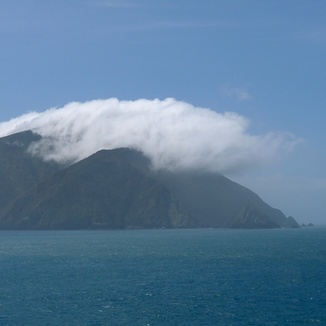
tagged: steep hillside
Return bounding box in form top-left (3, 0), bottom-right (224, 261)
top-left (0, 149), bottom-right (191, 229)
top-left (0, 131), bottom-right (61, 207)
top-left (0, 131), bottom-right (300, 229)
top-left (153, 171), bottom-right (298, 228)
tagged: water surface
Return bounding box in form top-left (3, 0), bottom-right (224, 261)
top-left (0, 228), bottom-right (325, 325)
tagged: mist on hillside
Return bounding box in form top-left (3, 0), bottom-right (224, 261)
top-left (0, 98), bottom-right (298, 173)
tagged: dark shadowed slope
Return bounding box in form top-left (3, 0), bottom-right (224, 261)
top-left (0, 149), bottom-right (191, 229)
top-left (0, 130), bottom-right (61, 208)
top-left (0, 131), bottom-right (299, 229)
top-left (153, 171), bottom-right (299, 228)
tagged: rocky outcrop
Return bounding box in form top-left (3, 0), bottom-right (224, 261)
top-left (228, 205), bottom-right (280, 229)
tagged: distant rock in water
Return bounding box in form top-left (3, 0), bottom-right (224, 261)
top-left (285, 216), bottom-right (301, 228)
top-left (302, 222), bottom-right (314, 227)
top-left (0, 130), bottom-right (300, 230)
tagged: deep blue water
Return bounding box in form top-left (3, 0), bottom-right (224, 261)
top-left (0, 228), bottom-right (325, 325)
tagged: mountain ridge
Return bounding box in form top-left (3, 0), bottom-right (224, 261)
top-left (0, 130), bottom-right (300, 229)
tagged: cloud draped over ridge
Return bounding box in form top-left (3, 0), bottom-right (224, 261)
top-left (0, 98), bottom-right (297, 173)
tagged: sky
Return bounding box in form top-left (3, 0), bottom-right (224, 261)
top-left (0, 0), bottom-right (325, 224)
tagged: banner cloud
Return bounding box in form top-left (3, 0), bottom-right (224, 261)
top-left (0, 98), bottom-right (298, 173)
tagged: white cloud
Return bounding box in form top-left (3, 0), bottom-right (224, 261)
top-left (300, 26), bottom-right (326, 45)
top-left (220, 84), bottom-right (252, 102)
top-left (152, 20), bottom-right (235, 30)
top-left (91, 0), bottom-right (139, 9)
top-left (0, 98), bottom-right (298, 173)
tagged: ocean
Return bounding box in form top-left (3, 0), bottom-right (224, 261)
top-left (0, 228), bottom-right (325, 325)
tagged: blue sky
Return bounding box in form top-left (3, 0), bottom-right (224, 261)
top-left (1, 0), bottom-right (326, 224)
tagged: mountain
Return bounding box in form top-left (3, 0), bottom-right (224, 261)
top-left (152, 170), bottom-right (297, 228)
top-left (0, 148), bottom-right (191, 229)
top-left (0, 130), bottom-right (300, 229)
top-left (0, 131), bottom-right (61, 208)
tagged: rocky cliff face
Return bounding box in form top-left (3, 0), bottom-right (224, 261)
top-left (0, 131), bottom-right (300, 229)
top-left (228, 205), bottom-right (280, 229)
top-left (152, 171), bottom-right (300, 229)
